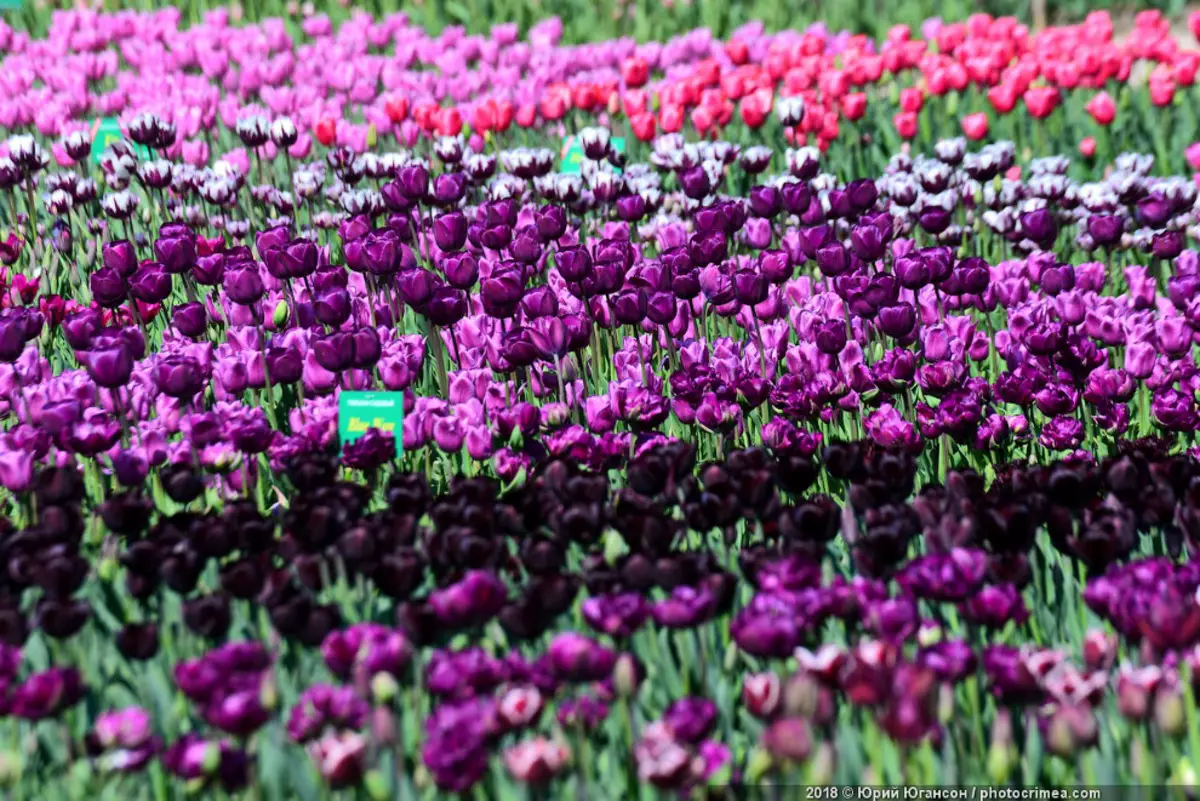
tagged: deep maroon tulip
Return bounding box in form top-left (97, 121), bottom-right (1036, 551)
top-left (426, 286), bottom-right (468, 326)
top-left (90, 267), bottom-right (127, 309)
top-left (814, 319), bottom-right (847, 355)
top-left (918, 208), bottom-right (951, 235)
top-left (313, 287), bottom-right (351, 327)
top-left (434, 212), bottom-right (468, 252)
top-left (428, 570), bottom-right (508, 630)
top-left (546, 633), bottom-right (616, 682)
top-left (84, 345), bottom-right (134, 388)
top-left (128, 263), bottom-right (172, 304)
top-left (556, 246), bottom-right (592, 282)
top-left (1087, 215), bottom-right (1123, 247)
top-left (611, 288), bottom-right (647, 325)
top-left (480, 268), bottom-right (524, 318)
top-left (663, 697), bottom-right (718, 744)
top-left (733, 267), bottom-right (768, 305)
top-left (172, 303), bottom-right (207, 337)
top-left (350, 328), bottom-right (381, 368)
top-left (397, 268), bottom-right (436, 311)
top-left (431, 172), bottom-right (467, 206)
top-left (877, 303), bottom-right (917, 338)
top-left (313, 332), bottom-right (354, 372)
top-left (155, 233), bottom-right (197, 275)
top-left (679, 166), bottom-right (711, 199)
top-left (223, 265), bottom-right (265, 306)
top-left (521, 286), bottom-right (558, 319)
top-left (102, 239), bottom-right (138, 277)
top-left (443, 252), bottom-right (479, 289)
top-left (10, 667), bottom-right (84, 720)
top-left (535, 205), bottom-right (567, 242)
top-left (1152, 231), bottom-right (1185, 260)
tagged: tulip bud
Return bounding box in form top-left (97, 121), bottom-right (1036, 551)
top-left (365, 769), bottom-right (390, 801)
top-left (0, 750), bottom-right (22, 786)
top-left (1155, 683), bottom-right (1186, 737)
top-left (259, 672), bottom-right (279, 712)
top-left (371, 672), bottom-right (399, 704)
top-left (808, 740), bottom-right (836, 785)
top-left (743, 747), bottom-right (773, 784)
top-left (613, 653), bottom-right (641, 699)
top-left (917, 620), bottom-right (943, 647)
top-left (272, 300), bottom-right (289, 328)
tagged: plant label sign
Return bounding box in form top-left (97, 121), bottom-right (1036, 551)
top-left (90, 119), bottom-right (151, 164)
top-left (338, 391), bottom-right (405, 451)
top-left (559, 136), bottom-right (626, 174)
top-left (0, 0), bottom-right (20, 10)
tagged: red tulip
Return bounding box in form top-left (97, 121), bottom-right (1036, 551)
top-left (621, 57), bottom-right (649, 89)
top-left (1078, 137), bottom-right (1097, 159)
top-left (659, 104), bottom-right (684, 134)
top-left (572, 84), bottom-right (599, 112)
top-left (493, 99), bottom-right (514, 133)
top-left (515, 104), bottom-right (537, 128)
top-left (384, 96), bottom-right (408, 124)
top-left (987, 83), bottom-right (1018, 114)
top-left (472, 103), bottom-right (495, 135)
top-left (961, 112), bottom-right (989, 141)
top-left (436, 107), bottom-right (463, 137)
top-left (540, 86), bottom-right (570, 121)
top-left (1023, 86), bottom-right (1060, 119)
top-left (314, 118), bottom-right (337, 147)
top-left (1150, 69), bottom-right (1176, 106)
top-left (842, 93), bottom-right (867, 121)
top-left (899, 87), bottom-right (924, 114)
top-left (690, 104), bottom-right (715, 136)
top-left (725, 39), bottom-right (749, 66)
top-left (893, 111), bottom-right (918, 140)
top-left (1085, 92), bottom-right (1115, 126)
top-left (1189, 9), bottom-right (1200, 42)
top-left (630, 112), bottom-right (656, 142)
top-left (740, 95), bottom-right (768, 129)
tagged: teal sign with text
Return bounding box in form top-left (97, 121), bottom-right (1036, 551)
top-left (338, 391), bottom-right (405, 450)
top-left (90, 118), bottom-right (151, 165)
top-left (560, 135), bottom-right (626, 174)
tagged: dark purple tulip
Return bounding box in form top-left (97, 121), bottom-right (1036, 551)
top-left (223, 265), bottom-right (265, 306)
top-left (1087, 215), bottom-right (1123, 247)
top-left (616, 194), bottom-right (647, 222)
top-left (480, 268), bottom-right (524, 318)
top-left (795, 225), bottom-right (832, 259)
top-left (1152, 231), bottom-right (1185, 260)
top-left (758, 250), bottom-right (792, 284)
top-left (155, 233), bottom-right (197, 276)
top-left (679, 166), bottom-right (711, 200)
top-left (112, 450), bottom-right (149, 486)
top-left (90, 267), bottom-right (127, 309)
top-left (171, 302), bottom-right (206, 335)
top-left (1040, 263), bottom-right (1075, 295)
top-left (102, 239), bottom-right (138, 277)
top-left (749, 185), bottom-right (781, 218)
top-left (962, 584), bottom-right (1029, 629)
top-left (255, 225), bottom-right (290, 255)
top-left (814, 319), bottom-right (847, 355)
top-left (663, 697), bottom-right (718, 744)
top-left (918, 208), bottom-right (951, 235)
top-left (480, 225), bottom-right (513, 251)
top-left (510, 227), bottom-right (542, 264)
top-left (536, 205), bottom-right (567, 242)
top-left (646, 292), bottom-right (677, 326)
top-left (313, 287), bottom-right (351, 327)
top-left (846, 178), bottom-right (878, 213)
top-left (733, 267), bottom-right (768, 305)
top-left (10, 667), bottom-right (84, 720)
top-left (594, 238), bottom-right (634, 271)
top-left (266, 347), bottom-right (302, 384)
top-left (672, 268), bottom-right (701, 300)
top-left (611, 288), bottom-right (647, 325)
top-left (62, 309), bottom-right (100, 350)
top-left (893, 254), bottom-right (930, 289)
top-left (1137, 195), bottom-right (1172, 227)
top-left (350, 327), bottom-right (382, 368)
top-left (154, 355), bottom-right (204, 399)
top-left (128, 263), bottom-right (172, 304)
top-left (313, 332), bottom-right (354, 372)
top-left (877, 303), bottom-right (917, 338)
top-left (501, 327), bottom-right (540, 368)
top-left (687, 231), bottom-right (728, 267)
top-left (366, 230), bottom-right (407, 276)
top-left (397, 268), bottom-right (436, 311)
top-left (204, 689), bottom-right (269, 737)
top-left (431, 172), bottom-right (467, 206)
top-left (85, 345), bottom-right (134, 388)
top-left (693, 204), bottom-right (729, 234)
top-left (521, 286), bottom-right (558, 319)
top-left (556, 246), bottom-right (593, 282)
top-left (563, 313), bottom-right (593, 352)
top-left (1019, 208), bottom-right (1057, 246)
top-left (427, 286), bottom-right (468, 326)
top-left (274, 238), bottom-right (319, 279)
top-left (0, 318), bottom-right (26, 362)
top-left (815, 243), bottom-right (849, 277)
top-left (428, 570), bottom-right (508, 630)
top-left (193, 252), bottom-right (226, 286)
top-left (397, 164), bottom-right (429, 201)
top-left (442, 252), bottom-right (479, 289)
top-left (546, 633), bottom-right (616, 683)
top-left (381, 181), bottom-right (413, 213)
top-left (433, 212), bottom-right (468, 252)
top-left (780, 182), bottom-right (812, 216)
top-left (231, 418), bottom-right (274, 453)
top-left (850, 224), bottom-right (886, 262)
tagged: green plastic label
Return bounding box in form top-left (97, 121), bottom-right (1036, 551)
top-left (0, 0), bottom-right (21, 10)
top-left (559, 135), bottom-right (625, 175)
top-left (338, 391), bottom-right (405, 449)
top-left (90, 119), bottom-right (151, 164)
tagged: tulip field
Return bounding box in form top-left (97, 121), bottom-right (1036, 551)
top-left (9, 2), bottom-right (1200, 798)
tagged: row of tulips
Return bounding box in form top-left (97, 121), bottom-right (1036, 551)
top-left (3, 437), bottom-right (1200, 797)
